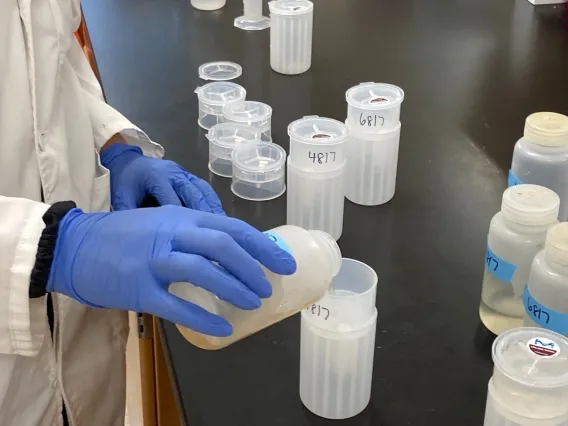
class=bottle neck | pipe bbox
[499,213,556,234]
[308,230,342,279]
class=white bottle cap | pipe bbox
[501,184,560,226]
[545,223,568,266]
[524,112,568,147]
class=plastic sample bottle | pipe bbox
[480,185,559,335]
[510,112,568,221]
[483,328,568,425]
[524,223,568,336]
[169,225,342,349]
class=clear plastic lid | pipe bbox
[345,82,405,109]
[206,123,260,148]
[223,101,272,123]
[288,116,348,145]
[501,184,560,226]
[195,82,246,105]
[493,328,568,389]
[545,223,568,266]
[524,112,568,147]
[198,62,242,81]
[268,0,313,15]
[232,141,286,173]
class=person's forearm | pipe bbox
[100,133,125,152]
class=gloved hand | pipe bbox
[100,143,224,214]
[47,206,296,336]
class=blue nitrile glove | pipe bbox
[46,206,296,336]
[101,143,224,214]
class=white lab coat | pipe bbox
[0,1,163,425]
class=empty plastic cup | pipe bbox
[346,82,404,133]
[195,82,246,130]
[235,0,270,30]
[222,101,273,142]
[300,258,378,420]
[288,116,349,172]
[484,328,568,425]
[206,123,260,177]
[345,122,401,206]
[231,142,286,201]
[269,0,314,75]
[287,158,345,240]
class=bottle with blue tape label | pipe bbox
[508,170,524,187]
[524,286,568,336]
[485,246,517,283]
[264,231,292,255]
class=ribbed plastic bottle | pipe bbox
[169,225,342,349]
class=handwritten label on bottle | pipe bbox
[359,112,385,128]
[508,170,524,187]
[485,247,517,283]
[308,151,336,164]
[264,231,292,255]
[524,286,568,335]
[305,303,331,320]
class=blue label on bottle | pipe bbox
[508,170,524,187]
[264,231,292,254]
[485,246,517,283]
[524,286,568,335]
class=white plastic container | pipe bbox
[191,0,226,10]
[480,185,560,336]
[346,83,404,133]
[483,328,568,425]
[510,112,568,221]
[269,0,314,75]
[345,122,401,206]
[195,82,246,130]
[231,141,286,201]
[235,0,270,30]
[170,225,342,349]
[300,259,378,420]
[206,123,260,177]
[287,159,345,241]
[288,116,349,172]
[524,223,568,336]
[222,101,273,142]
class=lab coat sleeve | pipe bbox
[0,196,50,356]
[67,39,165,158]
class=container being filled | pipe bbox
[269,0,314,75]
[231,141,286,201]
[195,82,246,130]
[169,225,342,349]
[222,101,273,142]
[300,258,378,420]
[346,82,404,133]
[524,222,568,336]
[480,185,560,336]
[483,327,568,425]
[345,122,401,206]
[235,0,270,30]
[510,112,568,221]
[206,123,260,177]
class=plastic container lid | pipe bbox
[346,82,404,110]
[493,328,568,389]
[223,101,272,123]
[501,184,560,226]
[288,116,348,145]
[195,82,246,105]
[231,142,286,201]
[268,0,313,15]
[524,112,568,147]
[199,62,242,81]
[545,223,568,266]
[206,122,260,149]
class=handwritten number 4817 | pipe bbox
[308,151,336,164]
[486,251,499,272]
[307,304,330,320]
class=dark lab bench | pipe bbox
[83,0,568,424]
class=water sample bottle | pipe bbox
[169,225,342,349]
[510,112,568,221]
[480,185,560,335]
[483,327,568,425]
[300,259,377,419]
[524,223,568,336]
[235,0,270,30]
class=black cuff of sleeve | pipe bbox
[29,201,77,299]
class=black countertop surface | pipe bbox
[83,0,568,424]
